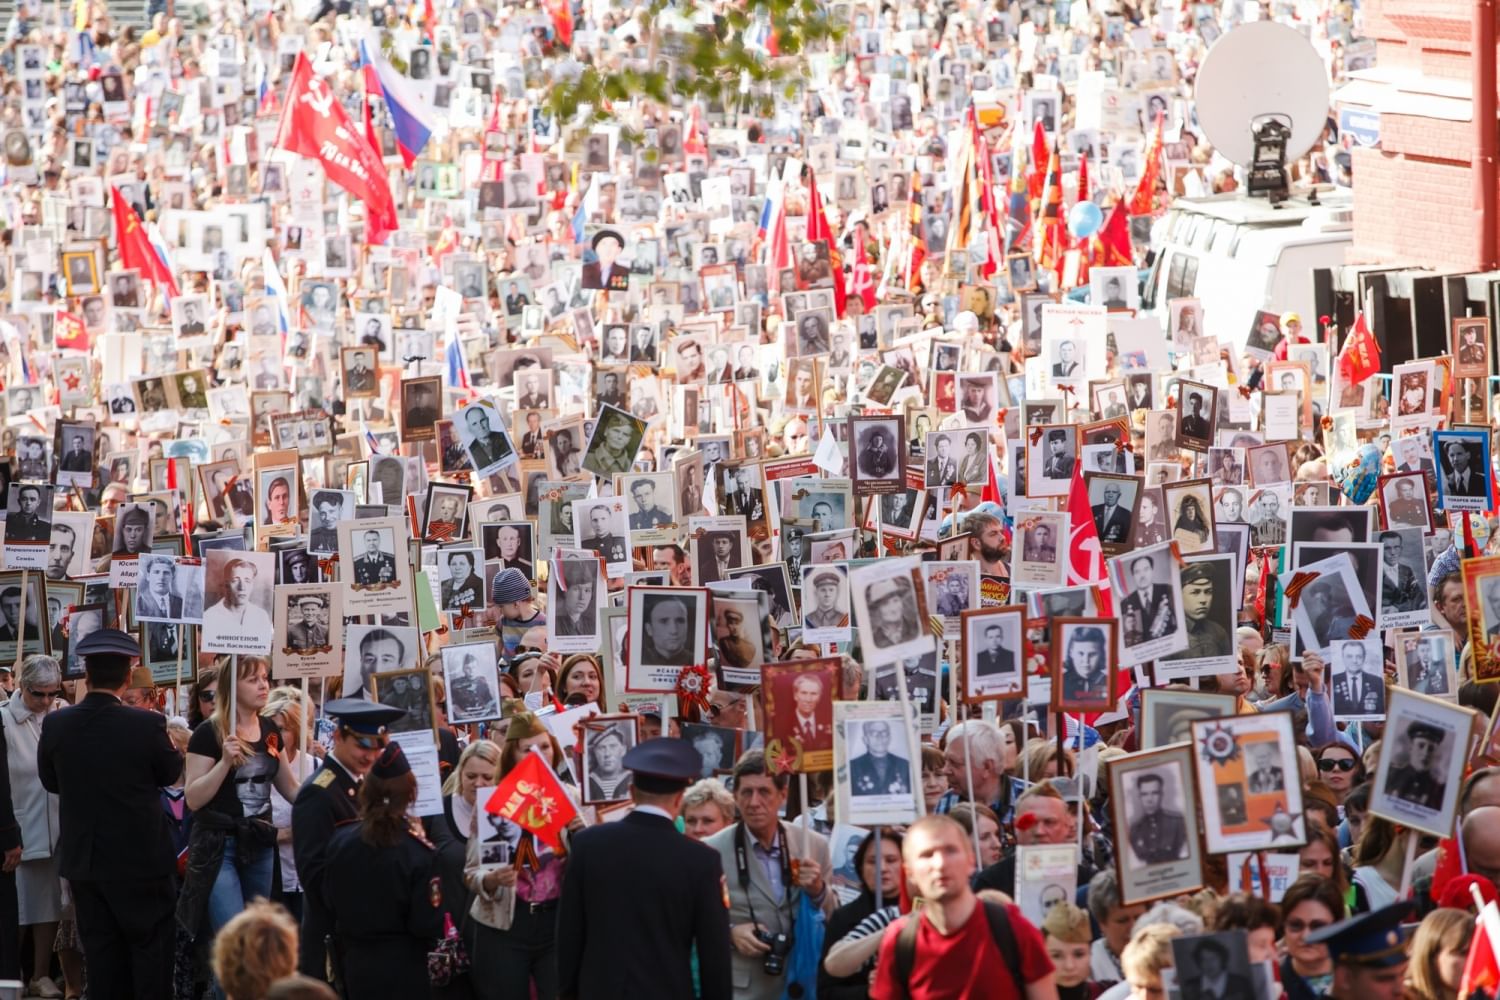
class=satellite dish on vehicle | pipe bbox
[1193,21,1330,168]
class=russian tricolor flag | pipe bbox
[260,247,292,340]
[358,33,435,170]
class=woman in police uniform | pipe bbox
[322,741,444,998]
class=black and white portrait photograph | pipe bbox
[336,516,412,616]
[441,641,502,724]
[1011,511,1068,588]
[1026,424,1077,499]
[849,415,905,495]
[1052,617,1116,712]
[134,553,204,624]
[1174,381,1216,452]
[1246,444,1291,488]
[959,606,1025,701]
[1160,478,1216,556]
[1109,542,1187,666]
[437,547,486,612]
[580,715,640,805]
[1170,931,1255,1000]
[547,553,601,652]
[372,669,435,737]
[1138,689,1238,750]
[0,572,45,661]
[1370,688,1477,838]
[581,404,646,480]
[833,702,921,826]
[848,560,930,667]
[574,497,631,578]
[623,473,677,547]
[1091,266,1136,311]
[1378,473,1433,533]
[681,723,740,778]
[273,585,340,675]
[1328,636,1386,722]
[1087,474,1139,556]
[1285,552,1371,658]
[626,586,709,690]
[923,561,977,640]
[1399,632,1455,700]
[1434,428,1493,511]
[801,564,851,644]
[3,483,52,568]
[1109,745,1203,905]
[200,550,276,655]
[1377,528,1430,628]
[342,624,419,700]
[1155,555,1236,680]
[457,400,517,477]
[1190,711,1305,854]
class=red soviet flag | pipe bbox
[483,747,577,852]
[109,187,179,297]
[273,52,398,245]
[1336,312,1382,387]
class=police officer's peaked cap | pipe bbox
[623,737,702,794]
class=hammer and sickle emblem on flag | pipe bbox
[301,76,335,117]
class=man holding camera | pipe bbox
[705,751,835,999]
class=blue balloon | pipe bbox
[1067,202,1103,239]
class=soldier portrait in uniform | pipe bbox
[349,527,399,589]
[580,716,639,804]
[441,642,502,724]
[1159,556,1235,671]
[857,573,922,652]
[800,564,850,641]
[1124,767,1189,864]
[1401,633,1454,698]
[373,669,436,736]
[846,718,911,798]
[575,499,630,576]
[1378,473,1432,532]
[1108,744,1203,904]
[284,592,331,653]
[1244,743,1285,794]
[1372,689,1473,837]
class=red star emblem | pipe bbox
[62,371,81,391]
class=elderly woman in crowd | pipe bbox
[3,654,83,999]
[210,901,300,1000]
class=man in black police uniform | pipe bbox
[37,629,182,1000]
[558,738,732,1000]
[1306,901,1414,1000]
[292,699,405,984]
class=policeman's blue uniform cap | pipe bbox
[623,737,703,793]
[1304,900,1416,968]
[73,628,141,658]
[323,697,406,734]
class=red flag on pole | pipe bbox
[1028,119,1048,202]
[109,187,179,296]
[1034,141,1065,279]
[852,232,877,313]
[1335,312,1382,387]
[1460,900,1500,1000]
[273,53,398,245]
[1091,201,1133,268]
[1064,459,1106,588]
[1129,112,1165,217]
[483,748,579,852]
[805,170,847,318]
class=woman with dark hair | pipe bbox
[1278,875,1346,1000]
[323,742,444,997]
[818,829,904,998]
[187,662,220,731]
[1311,741,1364,804]
[558,654,606,710]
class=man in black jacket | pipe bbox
[558,738,732,1000]
[37,628,182,1000]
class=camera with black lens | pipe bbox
[755,928,794,976]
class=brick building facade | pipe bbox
[1338,0,1484,268]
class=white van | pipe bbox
[1141,187,1353,352]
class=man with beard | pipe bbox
[965,509,1007,576]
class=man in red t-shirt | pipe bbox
[870,815,1057,1000]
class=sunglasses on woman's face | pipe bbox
[1317,757,1357,772]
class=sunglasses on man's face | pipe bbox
[1317,757,1357,772]
[28,688,60,699]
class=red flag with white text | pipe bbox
[273,52,398,245]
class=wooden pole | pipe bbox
[13,571,27,672]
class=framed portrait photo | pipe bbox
[1050,617,1117,712]
[373,668,437,739]
[1109,745,1204,905]
[1377,471,1433,533]
[762,658,841,772]
[1109,541,1187,667]
[1434,428,1493,513]
[959,606,1026,702]
[834,701,921,827]
[848,415,906,496]
[625,586,710,691]
[1397,631,1456,701]
[1191,711,1306,854]
[579,715,640,805]
[1369,687,1479,838]
[1139,688,1238,750]
[441,641,502,724]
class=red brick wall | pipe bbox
[1345,0,1492,266]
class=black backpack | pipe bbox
[893,901,1023,998]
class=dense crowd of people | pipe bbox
[0,0,1478,997]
